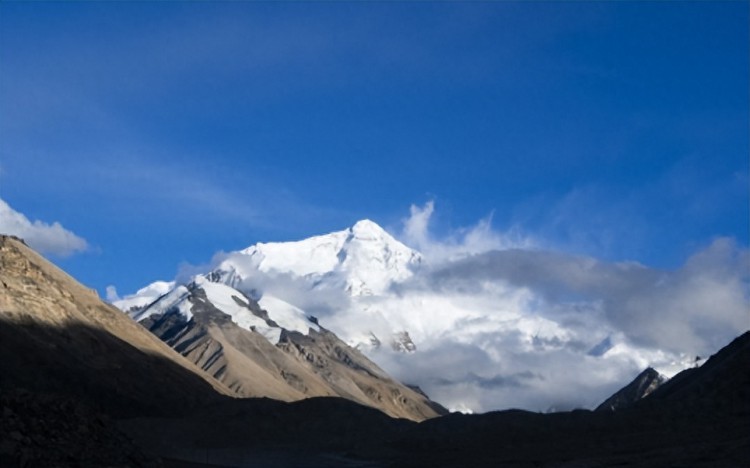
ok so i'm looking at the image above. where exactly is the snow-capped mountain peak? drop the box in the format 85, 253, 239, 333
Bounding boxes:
214, 219, 421, 297
349, 219, 391, 241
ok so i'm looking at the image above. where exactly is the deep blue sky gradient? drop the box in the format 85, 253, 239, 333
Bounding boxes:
0, 1, 747, 295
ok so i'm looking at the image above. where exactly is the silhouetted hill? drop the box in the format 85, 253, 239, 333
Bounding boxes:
643, 331, 750, 414
123, 330, 750, 467
595, 367, 665, 412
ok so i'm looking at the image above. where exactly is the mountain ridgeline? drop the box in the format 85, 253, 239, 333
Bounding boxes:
116, 219, 424, 352
134, 276, 446, 421
1, 233, 748, 467
0, 235, 230, 417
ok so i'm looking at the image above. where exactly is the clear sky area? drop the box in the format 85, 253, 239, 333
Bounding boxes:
0, 1, 747, 297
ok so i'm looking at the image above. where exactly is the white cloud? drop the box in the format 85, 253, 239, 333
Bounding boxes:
416, 238, 749, 357
105, 285, 120, 302
0, 198, 88, 257
402, 200, 434, 250
400, 200, 534, 262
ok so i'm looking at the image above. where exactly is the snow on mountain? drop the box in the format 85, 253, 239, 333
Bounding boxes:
130, 276, 319, 345
257, 294, 321, 336
130, 284, 192, 322
114, 218, 721, 413
215, 219, 422, 297
114, 280, 174, 313
117, 219, 423, 351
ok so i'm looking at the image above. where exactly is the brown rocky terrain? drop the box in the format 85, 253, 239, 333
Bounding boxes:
140, 283, 445, 421
0, 235, 232, 417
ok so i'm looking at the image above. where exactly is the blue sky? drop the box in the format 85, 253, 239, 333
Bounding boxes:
0, 1, 747, 296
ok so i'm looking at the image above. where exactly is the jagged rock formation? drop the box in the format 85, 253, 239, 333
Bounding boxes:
595, 367, 666, 411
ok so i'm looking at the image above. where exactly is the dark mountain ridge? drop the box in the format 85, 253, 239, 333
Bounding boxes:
595, 367, 666, 412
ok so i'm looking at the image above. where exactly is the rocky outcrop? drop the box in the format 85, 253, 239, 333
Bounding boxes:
595, 367, 666, 412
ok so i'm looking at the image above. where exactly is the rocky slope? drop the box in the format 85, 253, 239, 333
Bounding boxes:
135, 276, 445, 421
0, 235, 231, 417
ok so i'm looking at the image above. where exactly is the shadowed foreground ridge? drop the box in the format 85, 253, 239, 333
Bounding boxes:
122, 332, 750, 467
387, 331, 749, 467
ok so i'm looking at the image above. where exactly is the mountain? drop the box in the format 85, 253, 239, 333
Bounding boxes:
130, 274, 445, 421
641, 330, 750, 413
0, 235, 230, 417
595, 367, 666, 411
116, 219, 727, 414
0, 233, 441, 466
0, 234, 238, 466
114, 219, 446, 420
3, 233, 747, 466
225, 219, 422, 297
118, 219, 423, 349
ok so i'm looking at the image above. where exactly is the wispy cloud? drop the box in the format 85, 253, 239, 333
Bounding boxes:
0, 197, 88, 257
10, 148, 339, 236
400, 200, 534, 261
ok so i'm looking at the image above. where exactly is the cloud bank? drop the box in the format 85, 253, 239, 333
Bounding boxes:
0, 198, 88, 257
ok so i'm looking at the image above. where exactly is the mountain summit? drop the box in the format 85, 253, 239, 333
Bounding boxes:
217, 219, 422, 296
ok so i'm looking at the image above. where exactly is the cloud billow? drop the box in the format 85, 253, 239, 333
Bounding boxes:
417, 239, 749, 357
373, 202, 750, 412
0, 198, 88, 257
